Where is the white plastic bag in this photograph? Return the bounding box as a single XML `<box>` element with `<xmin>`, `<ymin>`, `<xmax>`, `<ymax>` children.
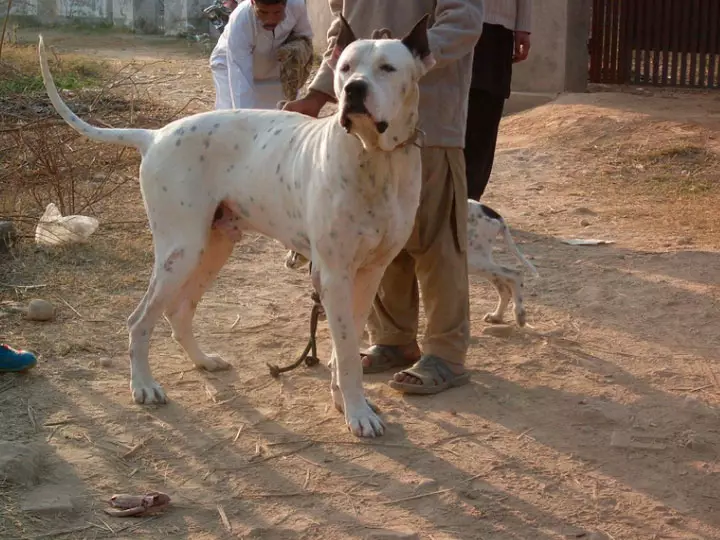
<box><xmin>35</xmin><ymin>203</ymin><xmax>99</xmax><ymax>246</ymax></box>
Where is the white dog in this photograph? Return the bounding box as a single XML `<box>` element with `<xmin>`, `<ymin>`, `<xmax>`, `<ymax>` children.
<box><xmin>37</xmin><ymin>14</ymin><xmax>435</xmax><ymax>438</ymax></box>
<box><xmin>286</xmin><ymin>199</ymin><xmax>539</xmax><ymax>328</ymax></box>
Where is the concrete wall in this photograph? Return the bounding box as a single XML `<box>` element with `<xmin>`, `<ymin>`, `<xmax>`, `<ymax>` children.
<box><xmin>305</xmin><ymin>0</ymin><xmax>592</xmax><ymax>95</ymax></box>
<box><xmin>1</xmin><ymin>0</ymin><xmax>207</xmax><ymax>34</ymax></box>
<box><xmin>512</xmin><ymin>0</ymin><xmax>591</xmax><ymax>93</ymax></box>
<box><xmin>306</xmin><ymin>0</ymin><xmax>332</xmax><ymax>53</ymax></box>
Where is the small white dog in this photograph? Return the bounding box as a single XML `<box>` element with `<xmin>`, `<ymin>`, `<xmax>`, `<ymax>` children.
<box><xmin>466</xmin><ymin>200</ymin><xmax>538</xmax><ymax>327</ymax></box>
<box><xmin>286</xmin><ymin>199</ymin><xmax>538</xmax><ymax>326</ymax></box>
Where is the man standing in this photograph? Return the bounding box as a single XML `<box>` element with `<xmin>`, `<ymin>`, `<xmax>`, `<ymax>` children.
<box><xmin>283</xmin><ymin>0</ymin><xmax>484</xmax><ymax>395</ymax></box>
<box><xmin>210</xmin><ymin>0</ymin><xmax>313</xmax><ymax>110</ymax></box>
<box><xmin>464</xmin><ymin>0</ymin><xmax>531</xmax><ymax>200</ymax></box>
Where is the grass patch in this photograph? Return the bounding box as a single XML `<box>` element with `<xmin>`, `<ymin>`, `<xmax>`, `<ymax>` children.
<box><xmin>0</xmin><ymin>43</ymin><xmax>106</xmax><ymax>96</ymax></box>
<box><xmin>627</xmin><ymin>143</ymin><xmax>719</xmax><ymax>195</ymax></box>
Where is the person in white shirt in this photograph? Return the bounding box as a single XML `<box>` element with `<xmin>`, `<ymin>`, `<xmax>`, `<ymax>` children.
<box><xmin>209</xmin><ymin>0</ymin><xmax>313</xmax><ymax>110</ymax></box>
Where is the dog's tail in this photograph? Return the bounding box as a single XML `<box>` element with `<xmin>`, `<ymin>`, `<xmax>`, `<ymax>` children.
<box><xmin>38</xmin><ymin>35</ymin><xmax>155</xmax><ymax>156</ymax></box>
<box><xmin>501</xmin><ymin>223</ymin><xmax>539</xmax><ymax>277</ymax></box>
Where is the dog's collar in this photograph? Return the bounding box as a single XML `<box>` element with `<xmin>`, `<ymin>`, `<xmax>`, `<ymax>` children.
<box><xmin>394</xmin><ymin>128</ymin><xmax>425</xmax><ymax>150</ymax></box>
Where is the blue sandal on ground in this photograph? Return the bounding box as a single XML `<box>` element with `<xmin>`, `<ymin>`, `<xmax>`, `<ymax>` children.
<box><xmin>0</xmin><ymin>344</ymin><xmax>38</xmax><ymax>372</ymax></box>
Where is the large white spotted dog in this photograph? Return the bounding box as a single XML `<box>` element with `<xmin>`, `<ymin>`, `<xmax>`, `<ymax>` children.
<box><xmin>287</xmin><ymin>200</ymin><xmax>539</xmax><ymax>326</ymax></box>
<box><xmin>37</xmin><ymin>14</ymin><xmax>436</xmax><ymax>438</ymax></box>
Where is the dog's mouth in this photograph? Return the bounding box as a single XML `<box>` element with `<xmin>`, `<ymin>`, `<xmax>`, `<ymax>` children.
<box><xmin>340</xmin><ymin>105</ymin><xmax>388</xmax><ymax>134</ymax></box>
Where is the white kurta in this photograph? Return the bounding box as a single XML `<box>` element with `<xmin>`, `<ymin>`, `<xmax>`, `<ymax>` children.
<box><xmin>209</xmin><ymin>0</ymin><xmax>313</xmax><ymax>110</ymax></box>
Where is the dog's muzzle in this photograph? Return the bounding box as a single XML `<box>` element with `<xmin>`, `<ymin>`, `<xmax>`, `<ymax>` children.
<box><xmin>340</xmin><ymin>80</ymin><xmax>387</xmax><ymax>134</ymax></box>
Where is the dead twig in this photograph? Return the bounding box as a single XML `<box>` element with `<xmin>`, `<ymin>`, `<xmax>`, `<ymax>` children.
<box><xmin>27</xmin><ymin>403</ymin><xmax>38</xmax><ymax>432</ymax></box>
<box><xmin>30</xmin><ymin>524</ymin><xmax>93</xmax><ymax>538</ymax></box>
<box><xmin>217</xmin><ymin>504</ymin><xmax>232</xmax><ymax>533</ymax></box>
<box><xmin>381</xmin><ymin>487</ymin><xmax>455</xmax><ymax>506</ymax></box>
<box><xmin>122</xmin><ymin>436</ymin><xmax>153</xmax><ymax>459</ymax></box>
<box><xmin>215</xmin><ymin>442</ymin><xmax>314</xmax><ymax>470</ymax></box>
<box><xmin>0</xmin><ymin>0</ymin><xmax>12</xmax><ymax>61</ymax></box>
<box><xmin>0</xmin><ymin>282</ymin><xmax>48</xmax><ymax>290</ymax></box>
<box><xmin>56</xmin><ymin>296</ymin><xmax>83</xmax><ymax>319</ymax></box>
<box><xmin>671</xmin><ymin>384</ymin><xmax>714</xmax><ymax>393</ymax></box>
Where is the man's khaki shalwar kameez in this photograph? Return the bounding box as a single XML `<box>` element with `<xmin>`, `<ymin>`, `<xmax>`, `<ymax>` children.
<box><xmin>308</xmin><ymin>0</ymin><xmax>485</xmax><ymax>392</ymax></box>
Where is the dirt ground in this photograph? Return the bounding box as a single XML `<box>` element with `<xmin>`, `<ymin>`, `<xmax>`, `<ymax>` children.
<box><xmin>2</xmin><ymin>30</ymin><xmax>720</xmax><ymax>540</ymax></box>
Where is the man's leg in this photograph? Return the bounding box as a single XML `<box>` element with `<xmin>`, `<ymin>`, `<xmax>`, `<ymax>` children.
<box><xmin>211</xmin><ymin>63</ymin><xmax>233</xmax><ymax>110</ymax></box>
<box><xmin>464</xmin><ymin>88</ymin><xmax>506</xmax><ymax>200</ymax></box>
<box><xmin>389</xmin><ymin>148</ymin><xmax>471</xmax><ymax>394</ymax></box>
<box><xmin>363</xmin><ymin>250</ymin><xmax>422</xmax><ymax>373</ymax></box>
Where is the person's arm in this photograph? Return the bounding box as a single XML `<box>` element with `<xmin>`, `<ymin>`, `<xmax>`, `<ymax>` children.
<box><xmin>426</xmin><ymin>0</ymin><xmax>485</xmax><ymax>71</ymax></box>
<box><xmin>306</xmin><ymin>0</ymin><xmax>344</xmax><ymax>102</ymax></box>
<box><xmin>513</xmin><ymin>0</ymin><xmax>532</xmax><ymax>62</ymax></box>
<box><xmin>225</xmin><ymin>9</ymin><xmax>257</xmax><ymax>109</ymax></box>
<box><xmin>291</xmin><ymin>0</ymin><xmax>314</xmax><ymax>40</ymax></box>
<box><xmin>515</xmin><ymin>0</ymin><xmax>532</xmax><ymax>33</ymax></box>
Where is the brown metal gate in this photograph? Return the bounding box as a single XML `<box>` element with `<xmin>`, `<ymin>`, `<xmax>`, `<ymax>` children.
<box><xmin>589</xmin><ymin>0</ymin><xmax>720</xmax><ymax>88</ymax></box>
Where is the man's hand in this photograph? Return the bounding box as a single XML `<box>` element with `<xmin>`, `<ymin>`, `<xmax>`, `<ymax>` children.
<box><xmin>513</xmin><ymin>31</ymin><xmax>531</xmax><ymax>63</ymax></box>
<box><xmin>282</xmin><ymin>90</ymin><xmax>331</xmax><ymax>118</ymax></box>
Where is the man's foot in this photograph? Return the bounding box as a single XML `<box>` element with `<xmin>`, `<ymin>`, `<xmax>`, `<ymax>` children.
<box><xmin>0</xmin><ymin>344</ymin><xmax>37</xmax><ymax>372</ymax></box>
<box><xmin>361</xmin><ymin>343</ymin><xmax>421</xmax><ymax>374</ymax></box>
<box><xmin>388</xmin><ymin>354</ymin><xmax>469</xmax><ymax>395</ymax></box>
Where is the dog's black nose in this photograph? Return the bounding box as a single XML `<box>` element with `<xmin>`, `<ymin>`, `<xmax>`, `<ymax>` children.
<box><xmin>344</xmin><ymin>79</ymin><xmax>368</xmax><ymax>107</ymax></box>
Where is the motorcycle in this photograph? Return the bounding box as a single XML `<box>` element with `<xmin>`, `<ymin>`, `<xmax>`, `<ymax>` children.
<box><xmin>202</xmin><ymin>0</ymin><xmax>239</xmax><ymax>34</ymax></box>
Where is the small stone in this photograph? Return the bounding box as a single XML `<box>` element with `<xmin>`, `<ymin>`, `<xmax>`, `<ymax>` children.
<box><xmin>664</xmin><ymin>516</ymin><xmax>681</xmax><ymax>525</ymax></box>
<box><xmin>580</xmin><ymin>219</ymin><xmax>591</xmax><ymax>227</ymax></box>
<box><xmin>416</xmin><ymin>478</ymin><xmax>437</xmax><ymax>490</ymax></box>
<box><xmin>676</xmin><ymin>236</ymin><xmax>693</xmax><ymax>246</ymax></box>
<box><xmin>27</xmin><ymin>299</ymin><xmax>55</xmax><ymax>321</ymax></box>
<box><xmin>682</xmin><ymin>395</ymin><xmax>701</xmax><ymax>409</ymax></box>
<box><xmin>482</xmin><ymin>325</ymin><xmax>514</xmax><ymax>338</ymax></box>
<box><xmin>573</xmin><ymin>207</ymin><xmax>598</xmax><ymax>216</ymax></box>
<box><xmin>97</xmin><ymin>357</ymin><xmax>113</xmax><ymax>368</ymax></box>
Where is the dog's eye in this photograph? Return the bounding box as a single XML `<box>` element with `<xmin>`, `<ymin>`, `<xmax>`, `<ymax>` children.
<box><xmin>340</xmin><ymin>63</ymin><xmax>351</xmax><ymax>73</ymax></box>
<box><xmin>379</xmin><ymin>64</ymin><xmax>396</xmax><ymax>73</ymax></box>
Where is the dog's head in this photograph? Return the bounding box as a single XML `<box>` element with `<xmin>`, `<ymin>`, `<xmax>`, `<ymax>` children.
<box><xmin>328</xmin><ymin>14</ymin><xmax>435</xmax><ymax>151</ymax></box>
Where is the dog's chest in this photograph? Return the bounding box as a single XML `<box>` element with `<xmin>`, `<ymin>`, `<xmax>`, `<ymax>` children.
<box><xmin>311</xmin><ymin>154</ymin><xmax>420</xmax><ymax>268</ymax></box>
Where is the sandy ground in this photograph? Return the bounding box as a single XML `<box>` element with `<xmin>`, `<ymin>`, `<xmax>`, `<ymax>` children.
<box><xmin>2</xmin><ymin>30</ymin><xmax>720</xmax><ymax>540</ymax></box>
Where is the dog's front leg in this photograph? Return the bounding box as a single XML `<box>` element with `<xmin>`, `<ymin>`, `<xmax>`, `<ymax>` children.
<box><xmin>320</xmin><ymin>271</ymin><xmax>384</xmax><ymax>437</ymax></box>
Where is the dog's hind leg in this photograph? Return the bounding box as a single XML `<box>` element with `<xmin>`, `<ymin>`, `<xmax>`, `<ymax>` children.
<box><xmin>476</xmin><ymin>266</ymin><xmax>514</xmax><ymax>325</ymax></box>
<box><xmin>128</xmin><ymin>237</ymin><xmax>204</xmax><ymax>405</ymax></box>
<box><xmin>164</xmin><ymin>228</ymin><xmax>235</xmax><ymax>372</ymax></box>
<box><xmin>509</xmin><ymin>272</ymin><xmax>527</xmax><ymax>327</ymax></box>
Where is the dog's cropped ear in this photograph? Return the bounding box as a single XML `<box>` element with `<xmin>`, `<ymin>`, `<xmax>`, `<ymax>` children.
<box><xmin>328</xmin><ymin>14</ymin><xmax>357</xmax><ymax>70</ymax></box>
<box><xmin>401</xmin><ymin>14</ymin><xmax>436</xmax><ymax>71</ymax></box>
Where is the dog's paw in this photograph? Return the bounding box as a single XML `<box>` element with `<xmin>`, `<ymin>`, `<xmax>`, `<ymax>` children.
<box><xmin>332</xmin><ymin>392</ymin><xmax>380</xmax><ymax>415</ymax></box>
<box><xmin>514</xmin><ymin>309</ymin><xmax>526</xmax><ymax>327</ymax></box>
<box><xmin>346</xmin><ymin>402</ymin><xmax>385</xmax><ymax>438</ymax></box>
<box><xmin>131</xmin><ymin>378</ymin><xmax>167</xmax><ymax>405</ymax></box>
<box><xmin>483</xmin><ymin>313</ymin><xmax>504</xmax><ymax>324</ymax></box>
<box><xmin>194</xmin><ymin>354</ymin><xmax>232</xmax><ymax>372</ymax></box>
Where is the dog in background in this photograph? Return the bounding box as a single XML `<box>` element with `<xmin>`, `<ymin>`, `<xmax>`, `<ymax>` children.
<box><xmin>286</xmin><ymin>199</ymin><xmax>538</xmax><ymax>327</ymax></box>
